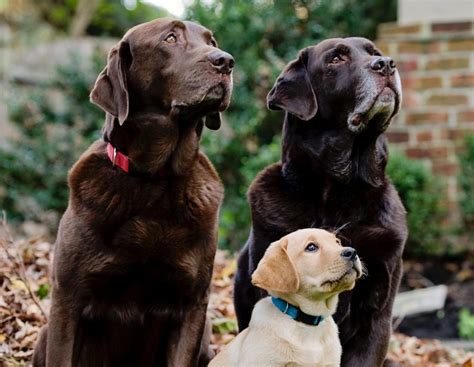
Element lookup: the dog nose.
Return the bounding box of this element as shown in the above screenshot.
[208,50,235,75]
[341,247,357,261]
[370,56,396,75]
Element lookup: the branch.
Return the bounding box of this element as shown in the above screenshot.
[0,211,47,319]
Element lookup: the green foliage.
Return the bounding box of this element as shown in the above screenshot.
[36,0,168,37]
[459,135,474,229]
[458,308,474,340]
[387,151,446,256]
[212,317,237,334]
[36,283,51,300]
[87,0,168,37]
[0,52,104,227]
[188,0,396,250]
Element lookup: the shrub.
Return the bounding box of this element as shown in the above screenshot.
[0,52,104,229]
[386,150,446,257]
[459,135,474,230]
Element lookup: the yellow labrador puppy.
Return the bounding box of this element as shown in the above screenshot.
[210,228,363,367]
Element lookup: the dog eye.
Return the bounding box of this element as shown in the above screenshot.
[305,243,319,252]
[330,56,342,64]
[209,38,217,47]
[165,33,177,44]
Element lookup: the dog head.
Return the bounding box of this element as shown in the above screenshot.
[252,228,363,300]
[267,37,401,134]
[90,18,234,130]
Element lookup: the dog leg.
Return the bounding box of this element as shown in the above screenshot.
[340,314,392,367]
[45,294,81,367]
[32,326,48,367]
[197,316,213,367]
[341,259,402,367]
[383,358,403,367]
[166,302,209,367]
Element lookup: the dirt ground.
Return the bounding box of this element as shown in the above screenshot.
[1,230,473,366]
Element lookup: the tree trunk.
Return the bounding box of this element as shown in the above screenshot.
[69,0,101,37]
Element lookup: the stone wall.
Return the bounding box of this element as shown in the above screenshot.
[376,20,474,222]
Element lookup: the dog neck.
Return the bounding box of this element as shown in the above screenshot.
[281,113,388,188]
[102,112,203,177]
[270,291,339,318]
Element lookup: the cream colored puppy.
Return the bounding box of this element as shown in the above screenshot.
[210,228,363,367]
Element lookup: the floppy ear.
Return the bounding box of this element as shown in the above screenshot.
[204,112,221,130]
[90,41,131,125]
[251,237,300,293]
[267,49,317,121]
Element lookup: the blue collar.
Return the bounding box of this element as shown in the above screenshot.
[271,297,324,326]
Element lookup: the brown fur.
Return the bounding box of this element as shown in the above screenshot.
[33,18,233,367]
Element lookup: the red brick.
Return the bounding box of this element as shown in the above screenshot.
[447,39,474,51]
[432,22,472,33]
[405,111,449,125]
[375,41,390,55]
[457,110,474,122]
[427,94,469,106]
[397,59,418,73]
[386,131,410,143]
[402,92,421,108]
[426,57,469,70]
[447,128,474,142]
[433,163,459,176]
[451,73,474,88]
[405,146,450,159]
[398,41,442,54]
[379,23,422,38]
[416,131,433,142]
[402,76,443,90]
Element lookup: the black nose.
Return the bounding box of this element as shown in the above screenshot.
[370,56,396,75]
[208,50,235,75]
[341,247,357,261]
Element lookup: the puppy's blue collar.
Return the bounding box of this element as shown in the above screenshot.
[271,297,324,326]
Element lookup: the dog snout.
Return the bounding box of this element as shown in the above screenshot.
[341,247,357,262]
[208,50,235,75]
[370,56,396,76]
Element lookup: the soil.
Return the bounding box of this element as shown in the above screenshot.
[396,253,474,339]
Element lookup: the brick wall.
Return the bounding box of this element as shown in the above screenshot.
[376,21,474,223]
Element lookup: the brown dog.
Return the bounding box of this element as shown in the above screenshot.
[33,18,233,367]
[234,37,407,367]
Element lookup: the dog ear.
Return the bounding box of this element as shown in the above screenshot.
[204,112,221,130]
[267,49,317,121]
[90,41,132,125]
[251,237,300,293]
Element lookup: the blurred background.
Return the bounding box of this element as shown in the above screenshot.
[0,0,473,364]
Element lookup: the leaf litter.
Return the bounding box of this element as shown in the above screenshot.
[0,226,472,366]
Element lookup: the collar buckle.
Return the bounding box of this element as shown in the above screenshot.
[112,147,117,167]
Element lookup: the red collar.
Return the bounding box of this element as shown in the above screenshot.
[107,143,130,173]
[106,143,168,177]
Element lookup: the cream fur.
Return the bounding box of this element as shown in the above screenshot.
[210,228,363,367]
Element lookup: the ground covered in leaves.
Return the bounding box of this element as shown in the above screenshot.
[1,232,473,366]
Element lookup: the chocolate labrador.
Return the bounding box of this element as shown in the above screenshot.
[33,18,233,367]
[234,37,407,367]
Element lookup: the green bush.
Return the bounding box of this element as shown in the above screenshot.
[0,52,104,228]
[459,135,474,230]
[386,150,446,256]
[458,308,474,340]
